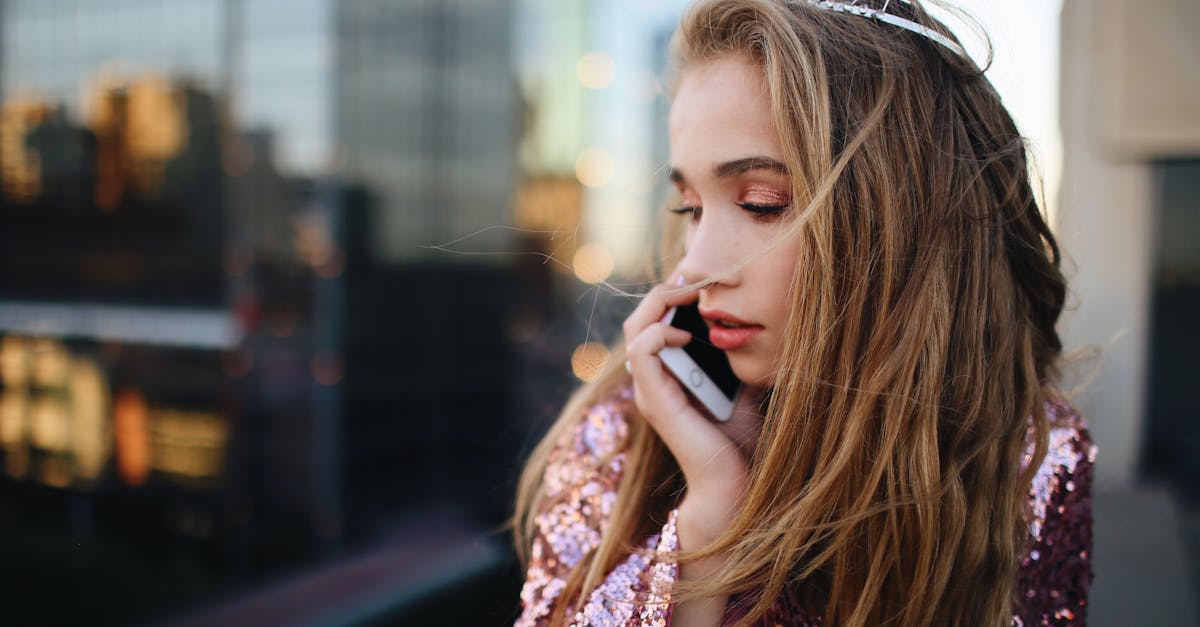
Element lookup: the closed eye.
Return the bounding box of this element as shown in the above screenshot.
[737,202,788,217]
[670,206,701,219]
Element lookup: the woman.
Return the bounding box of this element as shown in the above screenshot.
[514,1,1095,625]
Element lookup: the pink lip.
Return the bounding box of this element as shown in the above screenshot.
[699,307,764,351]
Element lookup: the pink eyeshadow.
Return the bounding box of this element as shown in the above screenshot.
[740,184,790,205]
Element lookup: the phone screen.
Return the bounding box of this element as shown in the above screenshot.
[668,304,740,398]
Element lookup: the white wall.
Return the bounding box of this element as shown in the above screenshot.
[1057,0,1200,489]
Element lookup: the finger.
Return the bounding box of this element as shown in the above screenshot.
[626,324,691,366]
[625,328,745,482]
[622,283,679,339]
[662,325,693,346]
[625,325,690,394]
[623,279,701,341]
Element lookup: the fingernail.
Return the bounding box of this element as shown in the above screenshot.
[674,275,686,286]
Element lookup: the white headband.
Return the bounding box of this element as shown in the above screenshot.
[805,0,967,58]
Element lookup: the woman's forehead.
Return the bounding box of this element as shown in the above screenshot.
[668,56,781,178]
[669,55,769,118]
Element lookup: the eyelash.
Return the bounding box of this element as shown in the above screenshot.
[738,202,789,217]
[669,203,789,219]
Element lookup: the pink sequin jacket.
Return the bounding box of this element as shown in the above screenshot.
[516,384,1097,626]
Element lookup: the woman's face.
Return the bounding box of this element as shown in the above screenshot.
[669,54,800,389]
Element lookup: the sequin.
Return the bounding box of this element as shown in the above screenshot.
[516,386,1096,626]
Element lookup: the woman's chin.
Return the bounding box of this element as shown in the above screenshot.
[729,357,773,389]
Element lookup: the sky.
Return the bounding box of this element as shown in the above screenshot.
[931,0,1065,221]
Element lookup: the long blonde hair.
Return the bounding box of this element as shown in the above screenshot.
[515,1,1065,625]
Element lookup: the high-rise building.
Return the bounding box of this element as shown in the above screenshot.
[336,0,517,261]
[0,1,522,623]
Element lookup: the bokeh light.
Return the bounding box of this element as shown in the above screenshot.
[70,357,112,483]
[574,147,614,188]
[29,394,69,453]
[0,388,29,479]
[570,342,610,382]
[572,243,614,284]
[31,338,70,388]
[113,387,150,487]
[0,389,26,448]
[152,408,228,485]
[0,335,29,386]
[577,51,616,90]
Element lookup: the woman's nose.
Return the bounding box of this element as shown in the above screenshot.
[676,210,742,287]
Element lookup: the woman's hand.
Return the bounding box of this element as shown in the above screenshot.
[624,276,763,625]
[622,276,757,555]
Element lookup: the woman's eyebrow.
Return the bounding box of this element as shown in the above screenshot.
[668,156,789,184]
[714,156,788,178]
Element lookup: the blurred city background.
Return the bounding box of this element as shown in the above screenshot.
[0,0,1194,625]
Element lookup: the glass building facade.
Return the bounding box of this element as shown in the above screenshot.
[0,0,535,623]
[0,0,685,621]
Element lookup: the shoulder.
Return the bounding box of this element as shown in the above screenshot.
[576,380,637,459]
[1015,399,1096,624]
[1024,399,1097,534]
[541,380,637,500]
[1024,399,1097,537]
[525,381,637,574]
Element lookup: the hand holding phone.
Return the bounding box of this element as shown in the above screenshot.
[623,285,752,583]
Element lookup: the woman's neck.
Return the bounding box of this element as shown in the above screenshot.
[717,385,768,460]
